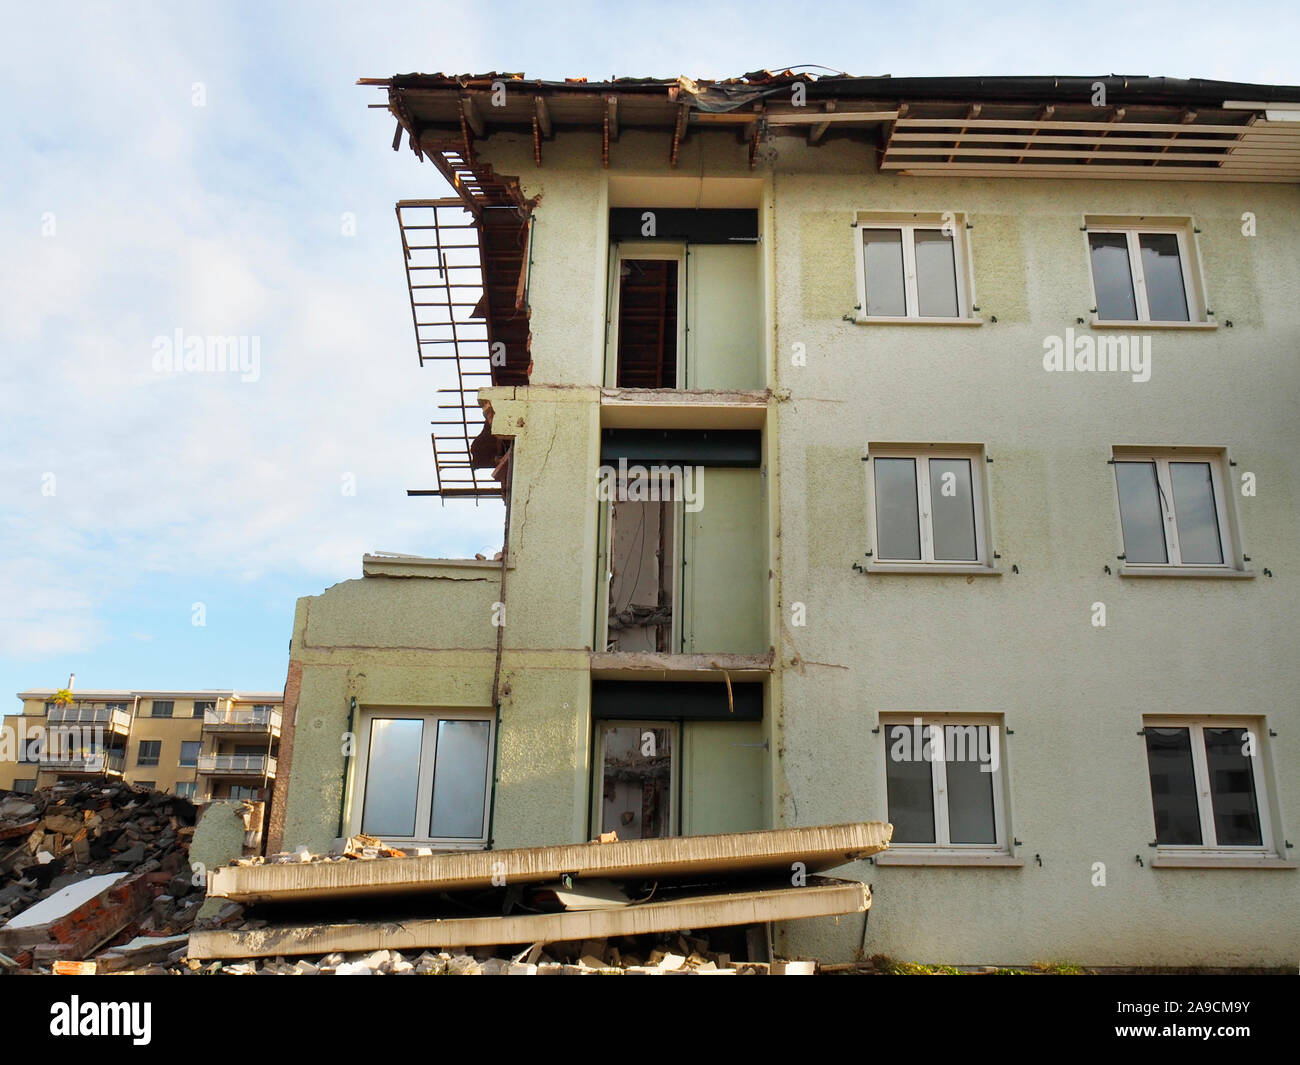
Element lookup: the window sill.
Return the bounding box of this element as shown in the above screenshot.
[874,852,1023,867]
[1150,855,1295,870]
[865,563,1001,576]
[1090,319,1217,330]
[854,316,983,327]
[1119,565,1254,579]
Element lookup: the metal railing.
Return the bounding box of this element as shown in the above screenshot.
[46,707,132,730]
[40,750,126,774]
[396,199,500,499]
[203,707,281,729]
[196,754,277,777]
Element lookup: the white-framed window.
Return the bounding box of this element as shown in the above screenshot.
[175,781,198,800]
[1085,217,1205,323]
[853,212,974,321]
[350,708,494,847]
[881,715,1007,852]
[592,721,678,840]
[1142,718,1275,855]
[1112,449,1237,569]
[867,445,990,566]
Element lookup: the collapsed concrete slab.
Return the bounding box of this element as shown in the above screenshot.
[208,821,891,904]
[188,877,870,960]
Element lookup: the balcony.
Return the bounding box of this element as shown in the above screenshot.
[46,706,132,734]
[39,750,126,776]
[203,707,282,737]
[196,754,277,779]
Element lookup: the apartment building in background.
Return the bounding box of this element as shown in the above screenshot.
[0,691,283,811]
[267,70,1300,966]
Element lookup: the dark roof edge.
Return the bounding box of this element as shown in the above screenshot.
[365,72,1300,106]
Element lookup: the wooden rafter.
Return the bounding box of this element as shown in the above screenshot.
[669,102,689,168]
[459,94,485,136]
[1157,109,1198,163]
[808,100,835,145]
[457,101,476,166]
[1085,107,1125,165]
[947,103,980,164]
[1014,104,1053,164]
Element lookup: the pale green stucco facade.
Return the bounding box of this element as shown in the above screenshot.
[278,118,1299,967]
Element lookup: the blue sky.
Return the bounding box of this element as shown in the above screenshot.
[3,0,1297,709]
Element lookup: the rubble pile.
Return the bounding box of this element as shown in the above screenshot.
[0,783,202,972]
[227,833,438,867]
[162,929,807,976]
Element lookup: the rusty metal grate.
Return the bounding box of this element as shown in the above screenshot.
[396,198,500,499]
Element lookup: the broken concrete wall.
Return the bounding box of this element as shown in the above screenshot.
[276,386,602,854]
[191,801,257,916]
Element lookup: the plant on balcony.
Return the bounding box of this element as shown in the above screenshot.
[51,688,74,707]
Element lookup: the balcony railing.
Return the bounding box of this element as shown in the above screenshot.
[40,750,126,775]
[196,754,277,777]
[46,707,132,731]
[203,708,282,731]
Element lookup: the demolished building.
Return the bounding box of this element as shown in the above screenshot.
[265,70,1300,967]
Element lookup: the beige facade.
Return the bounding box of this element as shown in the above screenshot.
[0,691,282,805]
[273,72,1299,967]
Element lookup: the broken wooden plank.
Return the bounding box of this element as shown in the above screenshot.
[209,822,892,905]
[188,878,870,960]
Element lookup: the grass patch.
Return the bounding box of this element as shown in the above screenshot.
[869,954,963,975]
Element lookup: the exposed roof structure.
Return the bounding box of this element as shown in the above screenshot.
[368,71,1300,498]
[365,71,1300,181]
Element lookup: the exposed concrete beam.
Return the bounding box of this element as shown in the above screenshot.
[188,878,871,959]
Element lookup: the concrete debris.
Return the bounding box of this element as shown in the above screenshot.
[137,929,814,976]
[95,933,191,973]
[189,824,884,972]
[0,782,202,974]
